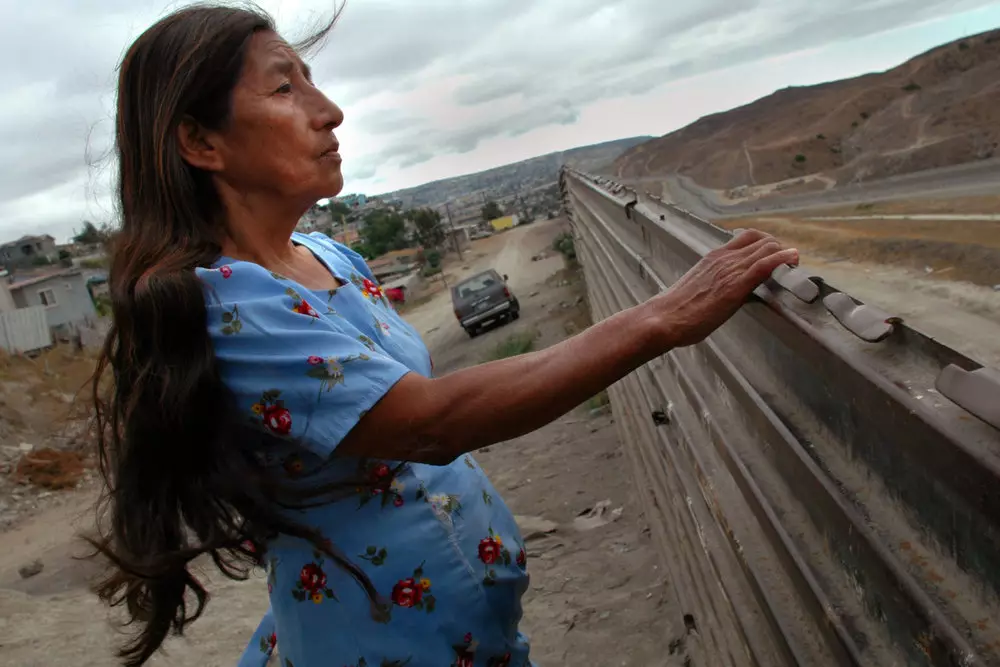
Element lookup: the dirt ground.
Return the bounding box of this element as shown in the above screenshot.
[0,218,678,667]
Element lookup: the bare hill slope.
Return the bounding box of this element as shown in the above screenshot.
[614,29,1000,192]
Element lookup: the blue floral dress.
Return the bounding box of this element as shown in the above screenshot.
[198,233,531,667]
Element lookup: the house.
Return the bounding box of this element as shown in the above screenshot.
[297,204,329,233]
[7,268,98,335]
[0,234,58,267]
[337,193,368,209]
[367,248,423,282]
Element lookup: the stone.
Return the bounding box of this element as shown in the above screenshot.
[514,515,559,541]
[18,559,44,579]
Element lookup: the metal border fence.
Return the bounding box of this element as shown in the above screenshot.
[561,167,1000,667]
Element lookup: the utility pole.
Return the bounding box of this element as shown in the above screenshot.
[443,201,464,261]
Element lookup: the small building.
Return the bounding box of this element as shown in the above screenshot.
[7,269,98,336]
[489,215,519,232]
[444,224,473,253]
[368,248,423,282]
[0,234,58,267]
[337,193,368,209]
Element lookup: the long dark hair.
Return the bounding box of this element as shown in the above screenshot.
[86,5,372,666]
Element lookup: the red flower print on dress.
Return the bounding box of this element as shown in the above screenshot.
[263,405,292,435]
[307,355,323,365]
[293,299,319,318]
[291,551,337,603]
[259,631,277,655]
[285,287,319,319]
[478,537,500,565]
[479,527,512,586]
[350,272,390,306]
[356,460,406,509]
[516,548,527,569]
[362,278,384,301]
[391,563,436,612]
[391,578,422,608]
[251,389,292,436]
[219,265,233,279]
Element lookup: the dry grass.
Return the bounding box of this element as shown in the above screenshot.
[486,329,539,361]
[722,215,1000,287]
[811,195,1000,217]
[14,448,89,489]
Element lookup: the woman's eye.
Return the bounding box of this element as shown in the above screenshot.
[276,82,292,94]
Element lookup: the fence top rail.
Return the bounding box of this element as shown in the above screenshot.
[561,166,1000,439]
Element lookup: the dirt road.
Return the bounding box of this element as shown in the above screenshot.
[0,218,679,667]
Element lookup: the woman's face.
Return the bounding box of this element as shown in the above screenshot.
[207,30,345,206]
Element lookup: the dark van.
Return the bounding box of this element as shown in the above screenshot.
[451,269,520,337]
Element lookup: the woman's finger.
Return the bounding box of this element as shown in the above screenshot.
[738,237,784,269]
[721,228,768,251]
[744,248,800,287]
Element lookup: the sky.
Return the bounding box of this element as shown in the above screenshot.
[3,0,1000,243]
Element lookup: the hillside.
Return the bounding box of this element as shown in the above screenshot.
[614,29,1000,194]
[382,136,652,207]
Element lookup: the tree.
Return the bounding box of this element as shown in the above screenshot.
[481,200,503,222]
[328,201,352,227]
[73,221,104,245]
[359,209,410,257]
[410,208,446,249]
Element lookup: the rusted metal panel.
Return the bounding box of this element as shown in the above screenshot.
[562,167,1000,667]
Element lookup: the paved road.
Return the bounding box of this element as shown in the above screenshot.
[625,157,1000,218]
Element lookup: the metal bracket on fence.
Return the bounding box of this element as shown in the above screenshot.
[822,292,897,342]
[936,365,1000,430]
[770,265,820,303]
[651,408,671,426]
[625,199,638,220]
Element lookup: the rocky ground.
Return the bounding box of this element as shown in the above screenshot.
[0,218,684,666]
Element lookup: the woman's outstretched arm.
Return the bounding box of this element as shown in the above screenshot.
[337,229,797,464]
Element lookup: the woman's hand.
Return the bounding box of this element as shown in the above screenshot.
[651,229,798,349]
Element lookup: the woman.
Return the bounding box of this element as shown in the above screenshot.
[90,5,798,667]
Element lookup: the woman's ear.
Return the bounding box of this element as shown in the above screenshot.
[176,117,224,172]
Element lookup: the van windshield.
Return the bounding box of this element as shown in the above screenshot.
[456,274,499,300]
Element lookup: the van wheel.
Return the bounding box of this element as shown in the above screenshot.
[465,326,478,338]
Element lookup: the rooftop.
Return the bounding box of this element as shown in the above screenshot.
[8,268,80,290]
[0,234,54,249]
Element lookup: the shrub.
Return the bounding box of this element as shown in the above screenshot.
[816,134,826,140]
[425,249,442,269]
[902,82,921,92]
[794,154,807,163]
[553,232,576,261]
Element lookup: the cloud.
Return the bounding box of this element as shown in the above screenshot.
[1,0,997,241]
